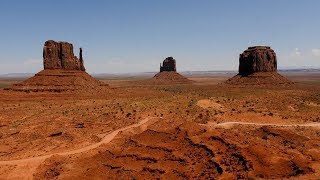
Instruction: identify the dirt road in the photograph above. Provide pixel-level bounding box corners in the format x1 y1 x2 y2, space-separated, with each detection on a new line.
204 121 320 129
0 117 160 179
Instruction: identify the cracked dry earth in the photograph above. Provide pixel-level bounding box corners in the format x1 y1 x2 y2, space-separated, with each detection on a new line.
0 79 320 179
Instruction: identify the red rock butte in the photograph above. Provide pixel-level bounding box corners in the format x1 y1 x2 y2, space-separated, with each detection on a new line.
239 46 277 76
160 57 176 72
152 57 193 84
43 40 85 71
7 40 107 92
226 46 292 86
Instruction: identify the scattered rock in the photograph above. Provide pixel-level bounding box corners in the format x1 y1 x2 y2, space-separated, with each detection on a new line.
75 123 84 128
49 132 63 137
10 130 20 136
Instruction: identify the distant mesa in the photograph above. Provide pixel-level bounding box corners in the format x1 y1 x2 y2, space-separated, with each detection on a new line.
7 40 107 92
152 57 193 84
226 46 292 86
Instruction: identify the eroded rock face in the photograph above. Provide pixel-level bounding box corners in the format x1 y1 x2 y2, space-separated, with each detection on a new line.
160 57 176 72
43 40 85 71
239 46 277 76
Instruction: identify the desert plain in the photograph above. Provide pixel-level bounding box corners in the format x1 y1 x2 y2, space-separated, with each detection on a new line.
0 71 319 179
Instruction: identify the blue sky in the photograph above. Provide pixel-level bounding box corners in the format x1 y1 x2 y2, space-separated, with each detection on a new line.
0 0 319 73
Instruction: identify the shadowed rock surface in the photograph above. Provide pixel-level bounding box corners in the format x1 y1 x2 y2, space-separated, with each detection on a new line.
160 57 176 72
239 46 277 76
43 40 85 71
226 46 292 86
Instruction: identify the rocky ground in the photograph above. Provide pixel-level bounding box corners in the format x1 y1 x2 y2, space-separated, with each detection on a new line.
0 75 319 179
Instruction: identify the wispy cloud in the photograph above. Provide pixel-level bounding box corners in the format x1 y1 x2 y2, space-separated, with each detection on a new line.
295 48 301 55
291 48 301 57
311 48 320 57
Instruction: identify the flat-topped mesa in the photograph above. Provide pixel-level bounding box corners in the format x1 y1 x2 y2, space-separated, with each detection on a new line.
239 46 277 76
160 57 176 72
43 40 85 71
225 46 292 86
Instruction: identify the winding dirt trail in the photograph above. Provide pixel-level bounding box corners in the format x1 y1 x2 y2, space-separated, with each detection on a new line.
205 121 320 129
0 117 160 179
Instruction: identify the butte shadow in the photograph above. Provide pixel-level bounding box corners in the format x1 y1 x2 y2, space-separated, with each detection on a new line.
225 46 293 86
6 40 108 92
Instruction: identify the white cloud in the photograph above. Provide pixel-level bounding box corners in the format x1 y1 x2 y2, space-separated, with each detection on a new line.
311 48 320 57
286 48 302 60
277 48 320 69
293 48 301 56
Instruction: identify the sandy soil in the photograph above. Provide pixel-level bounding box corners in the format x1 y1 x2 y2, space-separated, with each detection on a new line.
0 74 319 179
0 117 160 179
